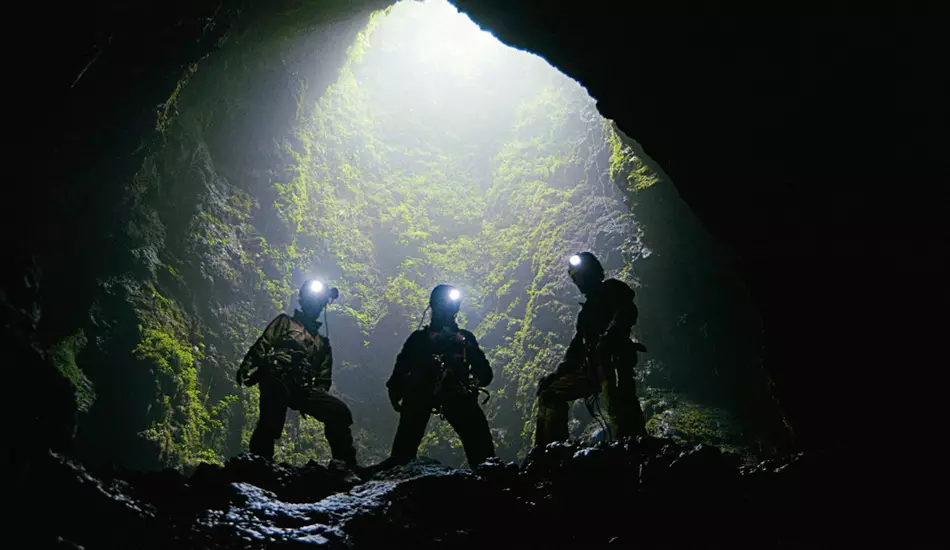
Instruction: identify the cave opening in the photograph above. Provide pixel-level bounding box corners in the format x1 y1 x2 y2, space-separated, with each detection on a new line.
10 5 945 545
52 0 784 471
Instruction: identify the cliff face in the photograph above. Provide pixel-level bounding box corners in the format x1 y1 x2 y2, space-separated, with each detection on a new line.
6 0 782 472
5 0 391 469
11 0 946 461
449 4 949 451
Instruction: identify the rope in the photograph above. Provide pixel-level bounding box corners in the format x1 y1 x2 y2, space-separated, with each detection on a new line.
585 393 611 443
416 305 430 330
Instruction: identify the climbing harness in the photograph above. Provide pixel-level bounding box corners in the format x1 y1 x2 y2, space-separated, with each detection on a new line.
429 344 490 418
585 391 612 443
430 352 481 416
583 340 619 443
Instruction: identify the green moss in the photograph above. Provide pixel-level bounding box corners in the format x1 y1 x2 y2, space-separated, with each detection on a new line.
131 282 238 467
108 2 677 467
606 120 660 192
50 330 96 413
643 390 740 450
157 63 199 137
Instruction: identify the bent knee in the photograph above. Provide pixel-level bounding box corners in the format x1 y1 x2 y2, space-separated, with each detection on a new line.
325 400 353 426
537 389 565 407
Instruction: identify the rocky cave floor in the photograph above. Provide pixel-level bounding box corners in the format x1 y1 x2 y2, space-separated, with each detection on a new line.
17 435 936 549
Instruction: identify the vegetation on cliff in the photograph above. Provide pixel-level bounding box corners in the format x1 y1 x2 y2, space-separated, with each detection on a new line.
62 1 772 469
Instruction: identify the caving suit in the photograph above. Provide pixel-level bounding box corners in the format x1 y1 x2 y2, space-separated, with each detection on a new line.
535 278 647 447
386 322 495 468
239 310 356 464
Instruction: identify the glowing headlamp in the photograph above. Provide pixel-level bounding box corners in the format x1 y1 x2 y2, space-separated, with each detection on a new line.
448 288 461 301
309 280 325 294
569 255 582 267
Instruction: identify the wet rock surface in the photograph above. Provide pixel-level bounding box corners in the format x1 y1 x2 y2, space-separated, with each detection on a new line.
15 437 940 549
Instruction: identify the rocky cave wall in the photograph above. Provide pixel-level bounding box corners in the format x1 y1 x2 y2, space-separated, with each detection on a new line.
4 0 790 473
6 2 946 475
448 5 949 451
6 0 392 469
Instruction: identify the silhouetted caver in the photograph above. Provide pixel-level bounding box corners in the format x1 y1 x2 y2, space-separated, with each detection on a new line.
237 279 357 465
386 284 495 468
535 252 647 447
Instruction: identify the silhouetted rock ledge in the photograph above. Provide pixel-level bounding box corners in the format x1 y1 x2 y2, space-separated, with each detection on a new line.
15 437 933 549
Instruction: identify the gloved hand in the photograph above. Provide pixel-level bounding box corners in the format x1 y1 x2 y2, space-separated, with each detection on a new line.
388 389 403 413
237 363 250 387
272 348 308 368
